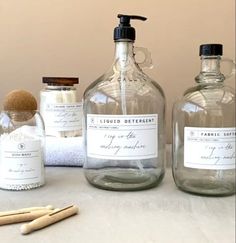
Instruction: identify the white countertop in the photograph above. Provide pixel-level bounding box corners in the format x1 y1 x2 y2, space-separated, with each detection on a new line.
0 167 235 243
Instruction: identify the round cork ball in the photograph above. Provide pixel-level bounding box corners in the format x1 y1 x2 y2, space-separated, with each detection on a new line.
3 89 37 111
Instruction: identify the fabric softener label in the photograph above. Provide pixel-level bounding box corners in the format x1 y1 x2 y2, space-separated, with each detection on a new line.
184 127 236 170
87 114 158 160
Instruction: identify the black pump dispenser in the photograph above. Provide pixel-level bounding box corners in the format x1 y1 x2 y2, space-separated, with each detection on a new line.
114 14 147 41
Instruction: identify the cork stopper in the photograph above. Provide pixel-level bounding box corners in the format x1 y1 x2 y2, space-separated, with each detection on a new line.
3 90 37 121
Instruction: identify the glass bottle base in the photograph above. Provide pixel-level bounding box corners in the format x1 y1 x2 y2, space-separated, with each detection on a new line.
84 168 164 191
175 178 235 196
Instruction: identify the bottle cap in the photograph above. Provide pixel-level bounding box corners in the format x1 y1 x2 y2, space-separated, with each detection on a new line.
42 77 79 86
199 44 223 56
114 14 147 41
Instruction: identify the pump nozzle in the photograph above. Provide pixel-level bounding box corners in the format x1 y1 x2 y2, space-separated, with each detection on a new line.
114 14 147 41
117 14 147 26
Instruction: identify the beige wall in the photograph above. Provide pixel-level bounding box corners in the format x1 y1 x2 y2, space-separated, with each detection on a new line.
0 0 235 142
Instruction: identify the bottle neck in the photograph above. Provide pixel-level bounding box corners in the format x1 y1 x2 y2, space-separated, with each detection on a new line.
45 85 76 91
195 56 225 84
113 40 136 69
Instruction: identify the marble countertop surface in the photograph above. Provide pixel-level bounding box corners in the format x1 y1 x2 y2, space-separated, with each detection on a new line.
0 167 235 243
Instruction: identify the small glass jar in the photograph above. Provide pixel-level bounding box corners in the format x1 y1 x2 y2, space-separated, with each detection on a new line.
40 77 82 137
0 110 45 190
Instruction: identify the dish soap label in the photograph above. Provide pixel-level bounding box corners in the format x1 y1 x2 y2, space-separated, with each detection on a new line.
184 127 236 170
87 114 158 160
0 140 42 185
42 103 82 132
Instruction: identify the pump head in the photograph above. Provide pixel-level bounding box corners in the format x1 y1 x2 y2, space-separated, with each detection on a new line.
114 14 147 41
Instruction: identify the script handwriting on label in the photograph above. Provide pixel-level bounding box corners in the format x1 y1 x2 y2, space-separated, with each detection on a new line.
101 131 146 155
184 127 236 170
87 114 158 160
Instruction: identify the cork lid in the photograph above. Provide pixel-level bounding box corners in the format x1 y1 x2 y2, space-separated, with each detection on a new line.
42 77 79 86
3 89 37 121
3 89 37 111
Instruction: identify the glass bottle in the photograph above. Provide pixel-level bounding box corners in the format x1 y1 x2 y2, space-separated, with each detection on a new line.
40 77 82 137
172 44 235 196
83 14 165 191
0 110 45 190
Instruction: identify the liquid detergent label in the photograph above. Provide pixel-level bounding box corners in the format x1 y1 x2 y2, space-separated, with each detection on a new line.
87 114 158 160
0 140 42 185
184 127 236 170
42 103 82 132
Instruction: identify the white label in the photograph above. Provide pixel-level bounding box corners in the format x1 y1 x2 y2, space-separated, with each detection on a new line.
87 114 158 160
184 127 236 170
0 140 43 185
42 103 82 132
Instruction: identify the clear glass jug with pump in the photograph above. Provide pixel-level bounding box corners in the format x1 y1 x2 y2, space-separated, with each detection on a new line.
83 14 166 191
172 44 235 196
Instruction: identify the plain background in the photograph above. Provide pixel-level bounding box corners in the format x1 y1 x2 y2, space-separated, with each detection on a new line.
0 0 235 142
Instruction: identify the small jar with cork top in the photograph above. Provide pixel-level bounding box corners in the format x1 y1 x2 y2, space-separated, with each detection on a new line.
40 77 82 137
0 90 45 190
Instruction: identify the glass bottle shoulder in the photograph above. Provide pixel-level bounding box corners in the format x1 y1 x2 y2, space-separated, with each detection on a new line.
174 83 235 111
84 68 165 103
